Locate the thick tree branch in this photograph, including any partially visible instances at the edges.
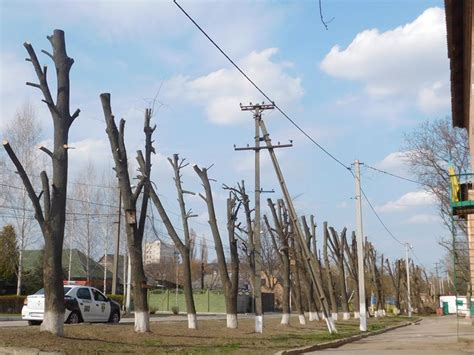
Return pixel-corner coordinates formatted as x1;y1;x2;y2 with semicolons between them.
3;140;44;229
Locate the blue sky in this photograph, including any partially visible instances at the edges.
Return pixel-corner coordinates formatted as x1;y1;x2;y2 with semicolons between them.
0;0;451;271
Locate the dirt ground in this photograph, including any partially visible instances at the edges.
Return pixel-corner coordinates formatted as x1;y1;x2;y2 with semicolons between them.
0;315;408;354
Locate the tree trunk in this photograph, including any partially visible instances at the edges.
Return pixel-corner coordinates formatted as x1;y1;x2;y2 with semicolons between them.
101;94;154;333
194;165;239;329
323;223;338;320
3;29;81;336
182;249;197;328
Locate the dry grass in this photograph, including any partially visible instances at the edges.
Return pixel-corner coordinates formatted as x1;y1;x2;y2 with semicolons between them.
0;315;409;354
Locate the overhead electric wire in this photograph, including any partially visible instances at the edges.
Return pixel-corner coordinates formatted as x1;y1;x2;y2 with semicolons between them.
364;164;425;186
173;0;350;171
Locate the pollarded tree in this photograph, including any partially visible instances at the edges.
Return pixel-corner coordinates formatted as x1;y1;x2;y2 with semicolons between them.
100;94;154;333
265;198;291;325
194;165;240;329
3;29;80;336
148;154;198;329
327;226;350;320
323;222;338;320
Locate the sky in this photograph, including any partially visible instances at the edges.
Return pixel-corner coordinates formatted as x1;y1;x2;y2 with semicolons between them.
0;0;452;273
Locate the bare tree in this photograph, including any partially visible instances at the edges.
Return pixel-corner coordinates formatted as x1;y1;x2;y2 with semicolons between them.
265;198;291;325
289;228;306;325
3;30;80;336
2;102;42;296
200;238;208;290
148;154;198;329
386;258;403;314
323;222;338;320
366;241;384;317
301;215;322;321
343;231;360;318
326;226;350;320
100;94;154;333
70;161;99;283
404;117;471;317
194;165;240;329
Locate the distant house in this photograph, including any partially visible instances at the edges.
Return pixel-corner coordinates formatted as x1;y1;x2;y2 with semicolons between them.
23;249;115;292
97;254;125;283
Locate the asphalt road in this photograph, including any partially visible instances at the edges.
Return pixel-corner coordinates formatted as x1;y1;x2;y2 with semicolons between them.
307;316;473;355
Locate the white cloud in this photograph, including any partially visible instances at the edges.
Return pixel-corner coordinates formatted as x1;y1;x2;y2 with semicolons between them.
405;214;439;225
375;151;410;172
378;190;437;213
320;7;449;115
164;48;304;125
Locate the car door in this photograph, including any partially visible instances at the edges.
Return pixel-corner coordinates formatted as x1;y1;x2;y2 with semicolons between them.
91;288;111;322
76;287;94;322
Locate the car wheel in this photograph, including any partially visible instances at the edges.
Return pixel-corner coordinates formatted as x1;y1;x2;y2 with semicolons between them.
67;311;81;324
28;320;41;326
109;311;120;324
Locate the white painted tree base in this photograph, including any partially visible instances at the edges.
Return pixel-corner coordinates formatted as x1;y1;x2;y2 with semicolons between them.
324;317;337;334
342;312;351;320
255;315;263;333
41;311;64;336
134;311;150;332
227;313;238;329
331;312;338;321
308;312;319;321
298;314;306;325
188;313;197;329
280;313;290;325
353;311;360;319
319;312;325;320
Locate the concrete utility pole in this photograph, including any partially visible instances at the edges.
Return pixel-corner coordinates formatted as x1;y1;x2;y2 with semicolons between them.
434;262;441;298
258;116;337;333
237;102;275;333
353;160;367;331
405;243;412;317
112;187;122;295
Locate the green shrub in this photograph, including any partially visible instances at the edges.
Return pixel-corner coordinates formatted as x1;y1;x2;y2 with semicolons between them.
107;294;124;306
0;295;26;313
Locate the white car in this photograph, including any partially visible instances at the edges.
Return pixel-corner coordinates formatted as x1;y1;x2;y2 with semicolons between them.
22;285;121;325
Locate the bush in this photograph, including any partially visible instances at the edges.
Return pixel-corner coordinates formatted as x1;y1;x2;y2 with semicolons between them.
171;306;179;315
107;294;124;306
0;295;26;314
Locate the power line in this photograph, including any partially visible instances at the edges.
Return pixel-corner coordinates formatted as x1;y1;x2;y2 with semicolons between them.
349;168;405;246
173;0;350;171
364;164;425;186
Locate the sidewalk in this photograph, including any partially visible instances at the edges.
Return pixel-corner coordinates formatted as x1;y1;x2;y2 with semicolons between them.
306;316;473;354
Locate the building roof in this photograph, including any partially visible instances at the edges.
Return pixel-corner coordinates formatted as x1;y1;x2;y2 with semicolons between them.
23;249;115;281
445;0;472;129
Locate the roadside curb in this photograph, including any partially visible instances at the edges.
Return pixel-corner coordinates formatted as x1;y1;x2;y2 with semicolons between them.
276;318;422;355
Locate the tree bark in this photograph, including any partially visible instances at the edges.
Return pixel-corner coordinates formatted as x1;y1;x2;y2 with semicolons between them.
3;30;80;336
101;94;153;333
148;154;198;329
194;165;240;328
265;199;291;325
323;222;338;320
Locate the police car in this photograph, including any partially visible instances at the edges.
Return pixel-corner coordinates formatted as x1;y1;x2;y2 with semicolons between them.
22;284;121;325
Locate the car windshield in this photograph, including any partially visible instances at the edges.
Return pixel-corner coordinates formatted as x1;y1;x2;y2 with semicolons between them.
34;287;72;295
